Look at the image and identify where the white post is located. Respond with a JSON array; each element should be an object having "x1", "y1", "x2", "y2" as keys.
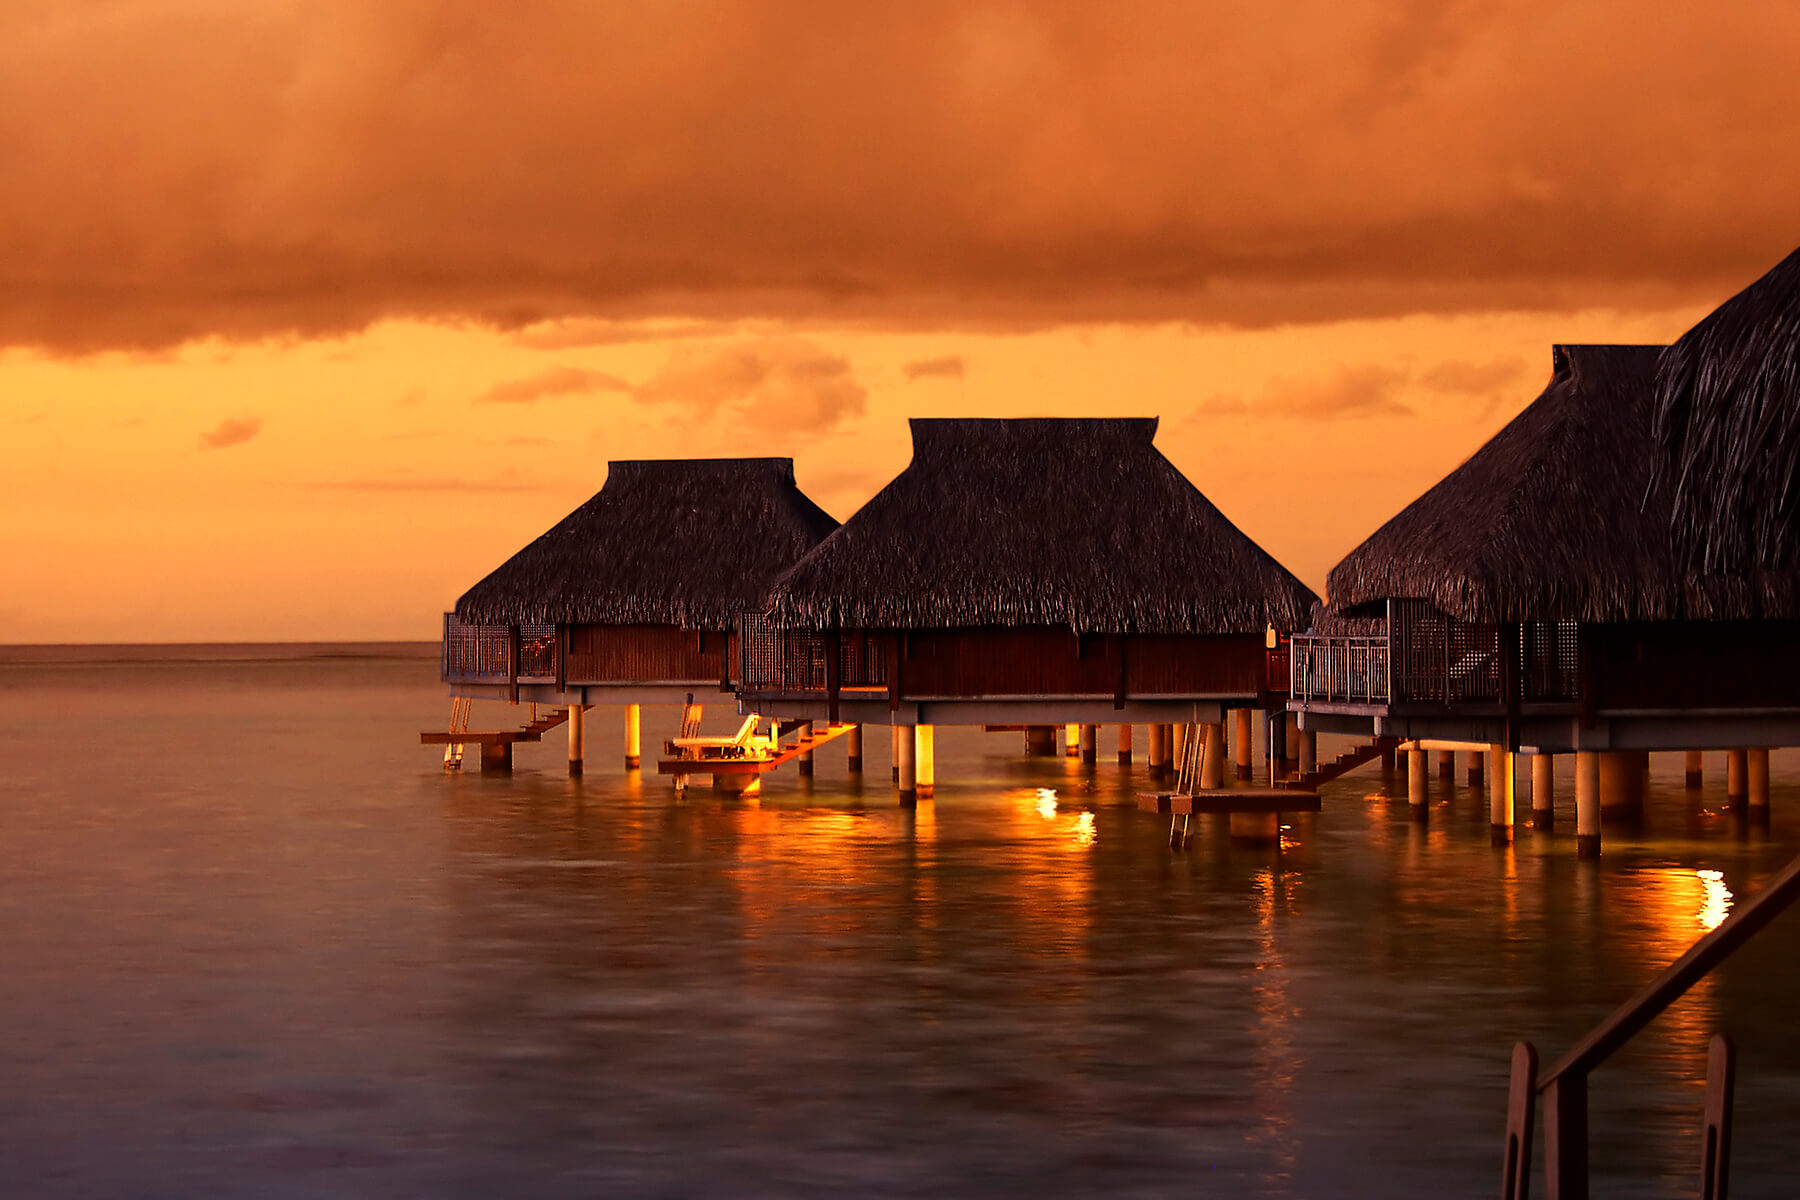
[
  {"x1": 623, "y1": 703, "x2": 640, "y2": 770},
  {"x1": 568, "y1": 703, "x2": 586, "y2": 776},
  {"x1": 1576, "y1": 751, "x2": 1601, "y2": 858}
]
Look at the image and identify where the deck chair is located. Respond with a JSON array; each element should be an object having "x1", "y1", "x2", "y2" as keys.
[{"x1": 671, "y1": 714, "x2": 763, "y2": 759}]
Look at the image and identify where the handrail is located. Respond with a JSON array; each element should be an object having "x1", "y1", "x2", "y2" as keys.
[
  {"x1": 1538, "y1": 849, "x2": 1800, "y2": 1088},
  {"x1": 1504, "y1": 849, "x2": 1800, "y2": 1198}
]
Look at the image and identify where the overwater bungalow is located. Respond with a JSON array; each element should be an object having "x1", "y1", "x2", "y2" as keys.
[
  {"x1": 1292, "y1": 330, "x2": 1800, "y2": 854},
  {"x1": 434, "y1": 458, "x2": 838, "y2": 772},
  {"x1": 738, "y1": 417, "x2": 1318, "y2": 798}
]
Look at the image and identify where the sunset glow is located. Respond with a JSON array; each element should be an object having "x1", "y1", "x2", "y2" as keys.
[{"x1": 4, "y1": 3, "x2": 1795, "y2": 642}]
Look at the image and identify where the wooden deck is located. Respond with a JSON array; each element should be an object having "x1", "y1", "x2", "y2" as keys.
[
  {"x1": 1136, "y1": 788, "x2": 1321, "y2": 815},
  {"x1": 420, "y1": 706, "x2": 569, "y2": 747},
  {"x1": 657, "y1": 722, "x2": 857, "y2": 777}
]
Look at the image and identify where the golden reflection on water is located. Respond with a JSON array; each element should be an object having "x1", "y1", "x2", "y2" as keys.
[
  {"x1": 1695, "y1": 869, "x2": 1732, "y2": 931},
  {"x1": 1247, "y1": 866, "x2": 1301, "y2": 1188}
]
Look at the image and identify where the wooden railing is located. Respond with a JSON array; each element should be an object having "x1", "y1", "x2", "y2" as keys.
[
  {"x1": 738, "y1": 614, "x2": 887, "y2": 693},
  {"x1": 442, "y1": 614, "x2": 512, "y2": 682},
  {"x1": 1289, "y1": 634, "x2": 1391, "y2": 703},
  {"x1": 1502, "y1": 851, "x2": 1800, "y2": 1199},
  {"x1": 441, "y1": 615, "x2": 558, "y2": 683},
  {"x1": 516, "y1": 623, "x2": 556, "y2": 681}
]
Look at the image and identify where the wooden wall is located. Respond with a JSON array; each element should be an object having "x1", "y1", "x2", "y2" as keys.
[
  {"x1": 890, "y1": 627, "x2": 1269, "y2": 699},
  {"x1": 564, "y1": 624, "x2": 732, "y2": 686},
  {"x1": 1593, "y1": 621, "x2": 1800, "y2": 710}
]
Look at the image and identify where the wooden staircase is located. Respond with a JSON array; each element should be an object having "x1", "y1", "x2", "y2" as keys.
[
  {"x1": 421, "y1": 704, "x2": 572, "y2": 771},
  {"x1": 1281, "y1": 735, "x2": 1399, "y2": 790}
]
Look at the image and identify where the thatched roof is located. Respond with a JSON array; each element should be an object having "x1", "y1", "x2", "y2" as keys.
[
  {"x1": 1327, "y1": 345, "x2": 1679, "y2": 623},
  {"x1": 766, "y1": 417, "x2": 1317, "y2": 634},
  {"x1": 1654, "y1": 246, "x2": 1800, "y2": 577},
  {"x1": 455, "y1": 458, "x2": 837, "y2": 628}
]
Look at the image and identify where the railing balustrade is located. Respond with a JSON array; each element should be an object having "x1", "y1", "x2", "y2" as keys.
[
  {"x1": 1502, "y1": 851, "x2": 1800, "y2": 1199},
  {"x1": 442, "y1": 614, "x2": 513, "y2": 682},
  {"x1": 516, "y1": 623, "x2": 557, "y2": 680},
  {"x1": 739, "y1": 614, "x2": 888, "y2": 693},
  {"x1": 1290, "y1": 605, "x2": 1580, "y2": 707},
  {"x1": 1289, "y1": 635, "x2": 1392, "y2": 704}
]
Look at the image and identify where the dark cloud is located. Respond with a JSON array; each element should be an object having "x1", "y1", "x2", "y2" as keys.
[
  {"x1": 6, "y1": 2, "x2": 1800, "y2": 351},
  {"x1": 474, "y1": 366, "x2": 631, "y2": 404},
  {"x1": 199, "y1": 416, "x2": 263, "y2": 448},
  {"x1": 901, "y1": 355, "x2": 966, "y2": 381},
  {"x1": 512, "y1": 319, "x2": 735, "y2": 350}
]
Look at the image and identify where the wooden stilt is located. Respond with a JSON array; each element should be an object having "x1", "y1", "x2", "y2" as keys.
[
  {"x1": 892, "y1": 725, "x2": 902, "y2": 781},
  {"x1": 1079, "y1": 724, "x2": 1097, "y2": 766},
  {"x1": 1727, "y1": 748, "x2": 1748, "y2": 801},
  {"x1": 623, "y1": 703, "x2": 641, "y2": 770},
  {"x1": 568, "y1": 703, "x2": 585, "y2": 776},
  {"x1": 1201, "y1": 722, "x2": 1225, "y2": 789},
  {"x1": 1298, "y1": 728, "x2": 1317, "y2": 777},
  {"x1": 1234, "y1": 708, "x2": 1254, "y2": 780},
  {"x1": 1686, "y1": 749, "x2": 1704, "y2": 789},
  {"x1": 1599, "y1": 751, "x2": 1643, "y2": 815},
  {"x1": 897, "y1": 724, "x2": 917, "y2": 803},
  {"x1": 1025, "y1": 725, "x2": 1057, "y2": 757},
  {"x1": 1576, "y1": 751, "x2": 1601, "y2": 858},
  {"x1": 1748, "y1": 748, "x2": 1770, "y2": 812},
  {"x1": 1532, "y1": 753, "x2": 1555, "y2": 830},
  {"x1": 1117, "y1": 723, "x2": 1133, "y2": 766},
  {"x1": 916, "y1": 725, "x2": 935, "y2": 798},
  {"x1": 797, "y1": 720, "x2": 815, "y2": 776},
  {"x1": 1409, "y1": 747, "x2": 1428, "y2": 821},
  {"x1": 1489, "y1": 746, "x2": 1514, "y2": 845},
  {"x1": 846, "y1": 724, "x2": 863, "y2": 773},
  {"x1": 1438, "y1": 749, "x2": 1455, "y2": 781}
]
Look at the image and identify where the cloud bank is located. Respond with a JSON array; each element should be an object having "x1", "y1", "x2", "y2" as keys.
[{"x1": 6, "y1": 1, "x2": 1800, "y2": 351}]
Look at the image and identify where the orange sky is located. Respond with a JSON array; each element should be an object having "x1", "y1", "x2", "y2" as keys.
[{"x1": 3, "y1": 2, "x2": 1795, "y2": 642}]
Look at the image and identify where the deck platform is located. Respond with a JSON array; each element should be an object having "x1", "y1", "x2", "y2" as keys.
[
  {"x1": 1136, "y1": 788, "x2": 1322, "y2": 815},
  {"x1": 658, "y1": 722, "x2": 857, "y2": 778}
]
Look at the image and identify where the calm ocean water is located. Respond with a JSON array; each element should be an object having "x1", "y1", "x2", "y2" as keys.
[{"x1": 4, "y1": 643, "x2": 1800, "y2": 1198}]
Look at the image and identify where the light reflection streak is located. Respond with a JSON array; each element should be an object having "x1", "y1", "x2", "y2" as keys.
[
  {"x1": 1072, "y1": 811, "x2": 1096, "y2": 849},
  {"x1": 1696, "y1": 869, "x2": 1731, "y2": 931}
]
